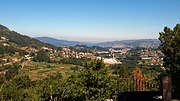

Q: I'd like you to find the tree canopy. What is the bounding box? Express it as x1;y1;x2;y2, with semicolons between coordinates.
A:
159;24;180;99
33;50;50;62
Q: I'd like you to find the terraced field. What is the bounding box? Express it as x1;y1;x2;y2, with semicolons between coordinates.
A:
18;61;77;80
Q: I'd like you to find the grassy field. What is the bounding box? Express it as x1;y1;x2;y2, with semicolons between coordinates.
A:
18;61;77;80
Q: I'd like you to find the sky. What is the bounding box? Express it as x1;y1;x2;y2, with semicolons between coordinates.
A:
0;0;180;42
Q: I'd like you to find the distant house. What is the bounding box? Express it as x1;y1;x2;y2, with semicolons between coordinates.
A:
141;57;151;60
0;70;8;75
1;58;7;62
103;58;122;64
14;52;19;55
2;43;9;46
24;54;33;60
41;46;52;51
21;46;38;52
106;99;113;101
0;36;8;41
11;58;18;62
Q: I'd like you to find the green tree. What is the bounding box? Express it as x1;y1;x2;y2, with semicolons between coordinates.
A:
34;50;50;62
1;76;33;101
84;59;105;71
0;74;5;84
64;59;117;101
159;24;180;99
119;65;129;77
5;63;20;80
33;76;65;101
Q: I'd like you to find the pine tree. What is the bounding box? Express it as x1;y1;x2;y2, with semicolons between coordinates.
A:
159;24;180;99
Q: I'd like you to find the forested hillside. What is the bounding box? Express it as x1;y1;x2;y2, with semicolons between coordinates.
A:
0;25;56;49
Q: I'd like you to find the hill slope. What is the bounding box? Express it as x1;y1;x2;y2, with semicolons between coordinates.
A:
0;25;56;49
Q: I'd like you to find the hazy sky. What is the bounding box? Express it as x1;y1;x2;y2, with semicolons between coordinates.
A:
0;0;180;42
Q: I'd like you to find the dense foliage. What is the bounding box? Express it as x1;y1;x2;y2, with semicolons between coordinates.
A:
159;24;180;99
33;50;50;62
0;59;117;101
0;63;21;84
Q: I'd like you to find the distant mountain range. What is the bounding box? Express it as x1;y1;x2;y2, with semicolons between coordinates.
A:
35;37;94;46
0;24;160;48
96;39;160;48
35;37;160;48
